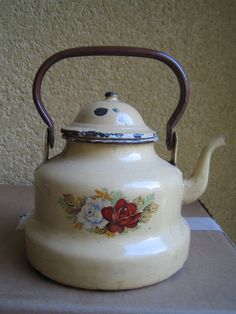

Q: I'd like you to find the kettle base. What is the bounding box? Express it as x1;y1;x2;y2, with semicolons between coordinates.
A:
25;217;190;290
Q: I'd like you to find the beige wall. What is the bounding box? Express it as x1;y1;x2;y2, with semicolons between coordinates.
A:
0;0;235;241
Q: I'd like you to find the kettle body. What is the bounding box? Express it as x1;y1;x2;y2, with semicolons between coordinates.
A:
25;141;190;289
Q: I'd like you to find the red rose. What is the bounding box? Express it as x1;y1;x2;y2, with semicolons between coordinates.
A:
101;198;141;233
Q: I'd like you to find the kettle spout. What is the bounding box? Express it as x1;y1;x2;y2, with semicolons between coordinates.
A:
183;135;226;204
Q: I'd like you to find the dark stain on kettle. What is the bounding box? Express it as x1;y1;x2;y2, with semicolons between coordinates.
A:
94;108;108;116
112;108;120;113
133;133;144;139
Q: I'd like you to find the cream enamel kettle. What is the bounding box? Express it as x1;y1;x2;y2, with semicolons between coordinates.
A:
25;46;225;290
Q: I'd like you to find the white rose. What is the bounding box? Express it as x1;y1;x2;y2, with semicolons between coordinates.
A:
77;197;111;228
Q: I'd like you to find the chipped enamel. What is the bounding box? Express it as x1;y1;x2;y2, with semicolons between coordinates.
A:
61;93;157;143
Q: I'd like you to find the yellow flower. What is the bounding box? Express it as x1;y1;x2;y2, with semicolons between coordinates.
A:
94;189;112;201
76;197;85;210
105;230;116;238
63;194;75;207
66;207;77;214
74;222;83;230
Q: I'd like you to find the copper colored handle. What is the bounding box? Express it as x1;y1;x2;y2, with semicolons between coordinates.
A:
33;46;189;150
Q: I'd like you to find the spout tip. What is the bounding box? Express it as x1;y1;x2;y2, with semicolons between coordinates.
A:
208;134;226;151
220;134;226;146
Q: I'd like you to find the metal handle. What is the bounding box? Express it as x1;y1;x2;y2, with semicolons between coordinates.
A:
33;46;189;150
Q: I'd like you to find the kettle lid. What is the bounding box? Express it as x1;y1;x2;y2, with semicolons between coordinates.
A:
61;92;158;143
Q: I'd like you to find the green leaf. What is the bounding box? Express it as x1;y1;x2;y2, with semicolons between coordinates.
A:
143;203;159;213
133;196;144;210
140;211;152;223
58;197;68;209
110;190;125;205
66;215;73;220
139;201;159;223
138;193;155;211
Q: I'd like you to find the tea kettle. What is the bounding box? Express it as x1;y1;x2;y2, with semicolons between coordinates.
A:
25;47;225;290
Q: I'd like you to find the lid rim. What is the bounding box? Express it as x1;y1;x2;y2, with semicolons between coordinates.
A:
61;128;158;143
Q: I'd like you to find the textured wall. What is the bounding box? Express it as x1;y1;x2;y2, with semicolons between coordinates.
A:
0;0;235;241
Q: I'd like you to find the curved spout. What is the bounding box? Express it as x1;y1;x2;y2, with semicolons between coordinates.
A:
183;135;226;204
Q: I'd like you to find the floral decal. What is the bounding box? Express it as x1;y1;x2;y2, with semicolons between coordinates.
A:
58;189;159;237
101;199;141;233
